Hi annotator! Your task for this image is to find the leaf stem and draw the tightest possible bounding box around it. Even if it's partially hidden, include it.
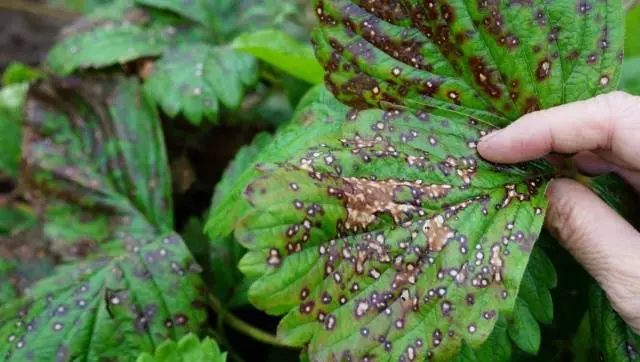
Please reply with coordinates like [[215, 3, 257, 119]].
[[0, 0, 78, 21], [207, 293, 296, 349]]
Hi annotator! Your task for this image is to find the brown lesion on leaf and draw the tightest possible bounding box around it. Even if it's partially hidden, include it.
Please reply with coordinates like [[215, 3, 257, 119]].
[[340, 177, 453, 231], [422, 215, 454, 252]]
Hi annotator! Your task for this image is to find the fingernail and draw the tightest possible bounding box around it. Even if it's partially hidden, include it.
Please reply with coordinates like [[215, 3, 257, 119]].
[[479, 129, 503, 143]]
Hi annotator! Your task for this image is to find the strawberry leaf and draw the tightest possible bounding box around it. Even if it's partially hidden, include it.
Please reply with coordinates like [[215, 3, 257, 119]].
[[136, 333, 227, 362], [135, 0, 215, 30], [0, 83, 27, 178], [143, 43, 258, 124], [206, 0, 624, 359], [209, 85, 552, 360], [0, 233, 207, 361], [232, 29, 325, 84], [46, 6, 211, 76], [0, 75, 207, 360], [312, 0, 623, 123], [588, 285, 640, 361]]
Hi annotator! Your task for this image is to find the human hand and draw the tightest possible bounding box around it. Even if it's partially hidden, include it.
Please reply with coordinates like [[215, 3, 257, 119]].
[[478, 91, 640, 333]]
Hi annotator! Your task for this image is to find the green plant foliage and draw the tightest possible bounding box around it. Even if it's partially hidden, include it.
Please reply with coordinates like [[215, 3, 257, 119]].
[[207, 0, 625, 359], [144, 43, 258, 124], [0, 260, 18, 304], [136, 0, 215, 30], [620, 57, 640, 94], [1, 63, 45, 86], [588, 285, 640, 361], [46, 5, 210, 75], [232, 29, 325, 84], [0, 75, 207, 360], [210, 0, 316, 41], [46, 10, 168, 75], [517, 241, 557, 325], [454, 317, 511, 362], [136, 333, 227, 362], [626, 5, 640, 58], [0, 84, 27, 178]]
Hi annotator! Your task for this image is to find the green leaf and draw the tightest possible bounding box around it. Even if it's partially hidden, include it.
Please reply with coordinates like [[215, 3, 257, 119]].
[[517, 241, 557, 325], [0, 206, 35, 236], [232, 29, 325, 84], [0, 259, 18, 304], [136, 0, 215, 30], [588, 284, 640, 361], [572, 312, 594, 362], [620, 57, 640, 95], [0, 75, 208, 360], [625, 5, 640, 58], [208, 0, 316, 42], [1, 62, 44, 86], [46, 6, 209, 76], [507, 299, 541, 355], [136, 334, 226, 362], [143, 43, 258, 124], [0, 83, 28, 178], [454, 317, 512, 362], [207, 132, 273, 306]]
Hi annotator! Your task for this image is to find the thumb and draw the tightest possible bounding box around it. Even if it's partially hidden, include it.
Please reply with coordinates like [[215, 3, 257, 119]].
[[545, 178, 640, 333]]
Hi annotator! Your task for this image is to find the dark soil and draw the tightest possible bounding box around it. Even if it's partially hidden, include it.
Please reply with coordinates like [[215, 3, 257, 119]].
[[0, 8, 65, 72]]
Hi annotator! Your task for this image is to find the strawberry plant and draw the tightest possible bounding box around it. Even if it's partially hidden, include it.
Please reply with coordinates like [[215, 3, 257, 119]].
[[0, 0, 638, 361]]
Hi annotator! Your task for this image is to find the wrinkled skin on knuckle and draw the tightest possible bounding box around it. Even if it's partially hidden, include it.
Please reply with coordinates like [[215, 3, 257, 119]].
[[545, 185, 589, 259], [604, 271, 640, 334]]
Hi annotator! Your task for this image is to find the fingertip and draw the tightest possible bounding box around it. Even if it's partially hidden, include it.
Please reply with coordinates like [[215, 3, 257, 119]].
[[477, 130, 507, 161]]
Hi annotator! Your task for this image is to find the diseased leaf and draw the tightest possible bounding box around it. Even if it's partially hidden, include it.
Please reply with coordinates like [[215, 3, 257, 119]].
[[0, 233, 207, 361], [0, 75, 208, 360], [23, 75, 174, 236], [207, 0, 624, 359], [232, 29, 325, 84], [136, 333, 227, 362], [209, 86, 552, 360], [143, 43, 258, 124], [588, 284, 640, 361], [312, 0, 623, 124]]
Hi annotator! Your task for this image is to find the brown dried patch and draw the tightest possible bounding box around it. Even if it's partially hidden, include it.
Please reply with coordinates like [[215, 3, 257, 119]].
[[340, 177, 453, 231], [422, 215, 454, 251]]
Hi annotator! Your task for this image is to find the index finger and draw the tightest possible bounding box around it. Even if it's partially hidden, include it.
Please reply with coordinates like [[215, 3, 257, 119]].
[[477, 91, 640, 168]]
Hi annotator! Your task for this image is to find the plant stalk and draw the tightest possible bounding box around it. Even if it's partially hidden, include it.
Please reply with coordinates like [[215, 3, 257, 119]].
[[207, 293, 296, 349]]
